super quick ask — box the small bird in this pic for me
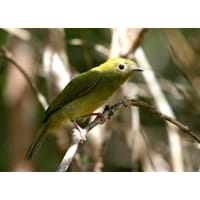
[25,58,143,159]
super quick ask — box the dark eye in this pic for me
[118,64,125,70]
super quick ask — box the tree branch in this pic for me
[57,99,200,172]
[0,51,48,110]
[135,47,184,171]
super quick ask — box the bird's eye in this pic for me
[118,64,125,70]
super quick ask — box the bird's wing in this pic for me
[44,70,101,121]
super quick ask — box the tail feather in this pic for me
[25,124,48,160]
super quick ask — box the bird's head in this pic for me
[97,58,143,78]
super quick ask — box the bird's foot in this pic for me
[104,105,113,119]
[83,112,105,124]
[94,113,105,124]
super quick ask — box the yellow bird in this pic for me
[25,58,143,159]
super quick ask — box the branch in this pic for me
[57,99,200,172]
[129,99,200,143]
[0,52,48,110]
[135,47,184,171]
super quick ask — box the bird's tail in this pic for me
[25,124,48,160]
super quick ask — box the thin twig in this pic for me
[57,99,200,172]
[129,99,200,143]
[0,54,48,110]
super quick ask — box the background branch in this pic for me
[0,52,48,110]
[135,46,184,171]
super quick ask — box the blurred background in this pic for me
[0,28,200,172]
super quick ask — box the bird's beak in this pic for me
[134,66,143,71]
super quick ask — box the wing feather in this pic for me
[44,70,101,121]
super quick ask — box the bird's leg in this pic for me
[72,121,87,142]
[83,112,105,124]
[104,105,113,119]
[73,120,82,131]
[72,111,107,143]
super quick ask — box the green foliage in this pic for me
[0,29,8,47]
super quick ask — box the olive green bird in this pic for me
[25,58,143,159]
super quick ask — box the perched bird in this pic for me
[25,58,143,159]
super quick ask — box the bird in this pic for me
[25,57,143,159]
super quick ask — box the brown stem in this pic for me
[0,54,48,110]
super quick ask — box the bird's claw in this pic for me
[95,113,105,124]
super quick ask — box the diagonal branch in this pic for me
[135,47,184,171]
[57,99,200,172]
[0,52,48,110]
